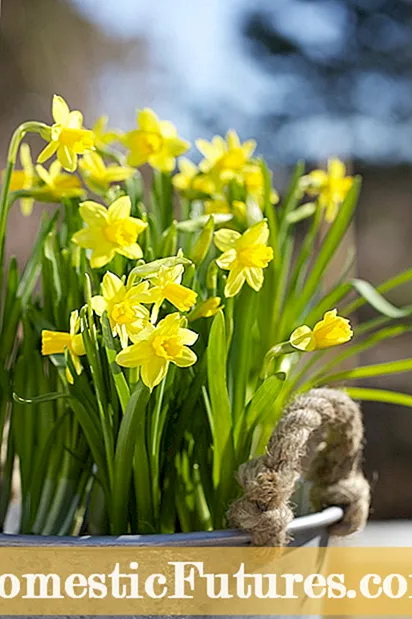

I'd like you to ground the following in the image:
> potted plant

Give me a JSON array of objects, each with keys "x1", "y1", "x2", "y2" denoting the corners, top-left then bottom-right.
[{"x1": 0, "y1": 96, "x2": 410, "y2": 553}]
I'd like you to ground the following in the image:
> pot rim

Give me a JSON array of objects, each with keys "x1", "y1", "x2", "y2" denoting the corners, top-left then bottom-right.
[{"x1": 0, "y1": 506, "x2": 343, "y2": 546}]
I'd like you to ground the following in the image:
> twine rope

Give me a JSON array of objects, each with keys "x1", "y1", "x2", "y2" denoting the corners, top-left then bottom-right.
[{"x1": 228, "y1": 388, "x2": 370, "y2": 546}]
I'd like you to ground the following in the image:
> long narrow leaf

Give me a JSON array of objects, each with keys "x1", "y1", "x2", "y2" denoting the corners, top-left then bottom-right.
[
  {"x1": 346, "y1": 387, "x2": 412, "y2": 408},
  {"x1": 111, "y1": 381, "x2": 150, "y2": 534},
  {"x1": 317, "y1": 358, "x2": 412, "y2": 385}
]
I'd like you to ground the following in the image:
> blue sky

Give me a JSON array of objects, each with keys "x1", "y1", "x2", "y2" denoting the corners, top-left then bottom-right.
[{"x1": 70, "y1": 0, "x2": 412, "y2": 163}]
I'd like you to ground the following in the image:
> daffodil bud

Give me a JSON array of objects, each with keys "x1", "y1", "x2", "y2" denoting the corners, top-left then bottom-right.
[
  {"x1": 206, "y1": 260, "x2": 218, "y2": 295},
  {"x1": 189, "y1": 216, "x2": 214, "y2": 266}
]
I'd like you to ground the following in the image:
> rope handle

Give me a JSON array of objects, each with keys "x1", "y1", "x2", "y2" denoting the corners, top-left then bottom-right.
[{"x1": 228, "y1": 388, "x2": 370, "y2": 546}]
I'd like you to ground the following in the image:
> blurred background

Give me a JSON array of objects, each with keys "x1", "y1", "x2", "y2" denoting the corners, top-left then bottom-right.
[{"x1": 1, "y1": 0, "x2": 411, "y2": 520}]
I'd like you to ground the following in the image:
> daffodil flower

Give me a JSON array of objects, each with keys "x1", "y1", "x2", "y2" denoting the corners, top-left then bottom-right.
[
  {"x1": 7, "y1": 144, "x2": 35, "y2": 215},
  {"x1": 143, "y1": 264, "x2": 198, "y2": 323},
  {"x1": 300, "y1": 158, "x2": 353, "y2": 223},
  {"x1": 37, "y1": 95, "x2": 95, "y2": 172},
  {"x1": 214, "y1": 220, "x2": 273, "y2": 297},
  {"x1": 173, "y1": 157, "x2": 215, "y2": 194},
  {"x1": 91, "y1": 271, "x2": 151, "y2": 347},
  {"x1": 123, "y1": 108, "x2": 189, "y2": 173},
  {"x1": 41, "y1": 310, "x2": 86, "y2": 384},
  {"x1": 116, "y1": 313, "x2": 198, "y2": 390},
  {"x1": 72, "y1": 196, "x2": 147, "y2": 268},
  {"x1": 196, "y1": 130, "x2": 256, "y2": 182},
  {"x1": 92, "y1": 115, "x2": 122, "y2": 148},
  {"x1": 79, "y1": 152, "x2": 135, "y2": 194},
  {"x1": 290, "y1": 309, "x2": 353, "y2": 352},
  {"x1": 35, "y1": 161, "x2": 85, "y2": 202},
  {"x1": 204, "y1": 196, "x2": 246, "y2": 220},
  {"x1": 242, "y1": 163, "x2": 279, "y2": 207}
]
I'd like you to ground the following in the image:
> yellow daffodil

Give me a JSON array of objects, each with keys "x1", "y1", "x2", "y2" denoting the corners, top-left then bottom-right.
[
  {"x1": 35, "y1": 161, "x2": 85, "y2": 202},
  {"x1": 91, "y1": 272, "x2": 151, "y2": 347},
  {"x1": 41, "y1": 310, "x2": 86, "y2": 384},
  {"x1": 123, "y1": 108, "x2": 189, "y2": 172},
  {"x1": 290, "y1": 309, "x2": 353, "y2": 352},
  {"x1": 143, "y1": 264, "x2": 198, "y2": 323},
  {"x1": 173, "y1": 157, "x2": 215, "y2": 194},
  {"x1": 196, "y1": 130, "x2": 256, "y2": 182},
  {"x1": 92, "y1": 115, "x2": 121, "y2": 147},
  {"x1": 79, "y1": 152, "x2": 135, "y2": 194},
  {"x1": 214, "y1": 220, "x2": 273, "y2": 297},
  {"x1": 72, "y1": 196, "x2": 147, "y2": 268},
  {"x1": 7, "y1": 144, "x2": 35, "y2": 216},
  {"x1": 204, "y1": 196, "x2": 246, "y2": 220},
  {"x1": 242, "y1": 163, "x2": 279, "y2": 207},
  {"x1": 301, "y1": 158, "x2": 353, "y2": 223},
  {"x1": 37, "y1": 95, "x2": 95, "y2": 173},
  {"x1": 116, "y1": 313, "x2": 198, "y2": 390},
  {"x1": 189, "y1": 297, "x2": 223, "y2": 321}
]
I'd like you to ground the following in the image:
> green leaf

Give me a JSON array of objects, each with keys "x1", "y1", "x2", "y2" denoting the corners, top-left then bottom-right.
[
  {"x1": 207, "y1": 311, "x2": 235, "y2": 519},
  {"x1": 285, "y1": 202, "x2": 316, "y2": 224},
  {"x1": 292, "y1": 177, "x2": 361, "y2": 323},
  {"x1": 310, "y1": 324, "x2": 412, "y2": 382},
  {"x1": 346, "y1": 387, "x2": 412, "y2": 408},
  {"x1": 342, "y1": 267, "x2": 412, "y2": 316},
  {"x1": 304, "y1": 282, "x2": 352, "y2": 326},
  {"x1": 18, "y1": 210, "x2": 60, "y2": 305},
  {"x1": 235, "y1": 374, "x2": 285, "y2": 458},
  {"x1": 111, "y1": 381, "x2": 151, "y2": 534},
  {"x1": 348, "y1": 278, "x2": 412, "y2": 318},
  {"x1": 279, "y1": 160, "x2": 305, "y2": 221},
  {"x1": 13, "y1": 391, "x2": 71, "y2": 405},
  {"x1": 317, "y1": 358, "x2": 412, "y2": 385}
]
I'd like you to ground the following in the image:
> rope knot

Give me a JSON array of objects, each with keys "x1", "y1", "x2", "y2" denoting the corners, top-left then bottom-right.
[{"x1": 228, "y1": 388, "x2": 370, "y2": 546}]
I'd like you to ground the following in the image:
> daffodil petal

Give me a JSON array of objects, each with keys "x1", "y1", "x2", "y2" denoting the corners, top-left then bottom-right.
[
  {"x1": 71, "y1": 333, "x2": 86, "y2": 356},
  {"x1": 91, "y1": 295, "x2": 107, "y2": 316},
  {"x1": 52, "y1": 95, "x2": 70, "y2": 125},
  {"x1": 116, "y1": 340, "x2": 153, "y2": 367},
  {"x1": 37, "y1": 142, "x2": 58, "y2": 164},
  {"x1": 216, "y1": 249, "x2": 237, "y2": 270},
  {"x1": 178, "y1": 328, "x2": 199, "y2": 346},
  {"x1": 20, "y1": 143, "x2": 33, "y2": 171},
  {"x1": 138, "y1": 108, "x2": 160, "y2": 132},
  {"x1": 224, "y1": 266, "x2": 246, "y2": 298},
  {"x1": 72, "y1": 227, "x2": 105, "y2": 249},
  {"x1": 141, "y1": 359, "x2": 169, "y2": 390},
  {"x1": 117, "y1": 243, "x2": 143, "y2": 260},
  {"x1": 20, "y1": 197, "x2": 34, "y2": 217},
  {"x1": 173, "y1": 347, "x2": 197, "y2": 368},
  {"x1": 244, "y1": 267, "x2": 264, "y2": 291},
  {"x1": 57, "y1": 145, "x2": 76, "y2": 172},
  {"x1": 79, "y1": 201, "x2": 108, "y2": 226},
  {"x1": 108, "y1": 196, "x2": 131, "y2": 220},
  {"x1": 90, "y1": 247, "x2": 116, "y2": 269},
  {"x1": 67, "y1": 110, "x2": 83, "y2": 129},
  {"x1": 237, "y1": 220, "x2": 269, "y2": 248},
  {"x1": 102, "y1": 272, "x2": 124, "y2": 301},
  {"x1": 214, "y1": 229, "x2": 241, "y2": 252}
]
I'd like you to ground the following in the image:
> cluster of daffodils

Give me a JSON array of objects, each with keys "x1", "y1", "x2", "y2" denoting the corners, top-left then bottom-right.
[
  {"x1": 7, "y1": 93, "x2": 410, "y2": 537},
  {"x1": 5, "y1": 94, "x2": 354, "y2": 391}
]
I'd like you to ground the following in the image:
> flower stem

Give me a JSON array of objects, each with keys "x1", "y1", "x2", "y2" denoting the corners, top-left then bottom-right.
[{"x1": 0, "y1": 121, "x2": 50, "y2": 294}]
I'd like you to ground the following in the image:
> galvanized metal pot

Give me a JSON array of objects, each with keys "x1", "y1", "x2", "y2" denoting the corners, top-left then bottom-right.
[{"x1": 0, "y1": 505, "x2": 342, "y2": 619}]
